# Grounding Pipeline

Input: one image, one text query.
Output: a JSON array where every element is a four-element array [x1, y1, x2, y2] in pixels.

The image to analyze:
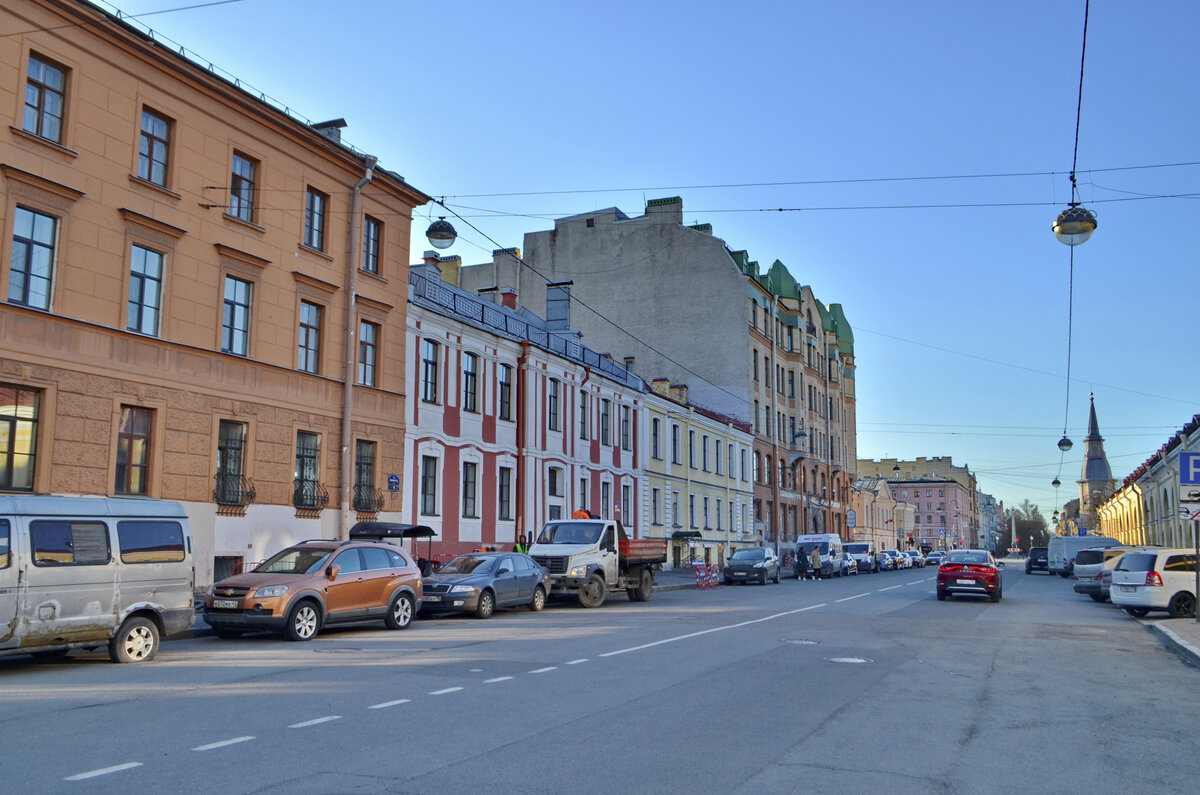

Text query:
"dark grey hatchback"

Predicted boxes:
[[723, 547, 781, 585], [421, 553, 551, 618]]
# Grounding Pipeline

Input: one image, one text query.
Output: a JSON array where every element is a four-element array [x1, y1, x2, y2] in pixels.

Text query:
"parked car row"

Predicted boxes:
[[1063, 543, 1199, 619]]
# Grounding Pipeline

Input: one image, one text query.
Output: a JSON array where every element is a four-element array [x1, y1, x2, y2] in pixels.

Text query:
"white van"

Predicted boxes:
[[795, 534, 845, 578], [0, 495, 194, 663], [1047, 535, 1120, 578]]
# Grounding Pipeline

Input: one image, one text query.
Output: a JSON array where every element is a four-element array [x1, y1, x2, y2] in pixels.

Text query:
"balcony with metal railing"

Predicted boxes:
[[353, 484, 384, 514], [213, 473, 256, 512], [293, 478, 329, 512]]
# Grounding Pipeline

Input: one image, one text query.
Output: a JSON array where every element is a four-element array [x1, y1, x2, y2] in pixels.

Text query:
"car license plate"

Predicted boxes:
[[213, 599, 239, 609], [1120, 586, 1136, 593], [424, 595, 441, 602], [956, 579, 975, 585], [732, 572, 746, 577]]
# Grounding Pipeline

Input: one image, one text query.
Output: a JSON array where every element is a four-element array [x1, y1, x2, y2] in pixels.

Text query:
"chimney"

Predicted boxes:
[[311, 118, 347, 144], [645, 196, 683, 225], [476, 286, 498, 304], [500, 287, 518, 310], [624, 356, 635, 372], [546, 281, 572, 331]]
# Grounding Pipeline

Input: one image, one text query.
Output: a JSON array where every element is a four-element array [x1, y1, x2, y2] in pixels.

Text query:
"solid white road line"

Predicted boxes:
[[566, 659, 588, 665], [193, 736, 255, 751], [368, 699, 411, 710], [65, 763, 142, 781], [430, 687, 464, 695], [528, 666, 557, 674], [905, 580, 924, 586], [288, 716, 341, 728], [877, 585, 903, 592], [835, 593, 870, 603], [484, 676, 513, 683], [598, 603, 827, 658]]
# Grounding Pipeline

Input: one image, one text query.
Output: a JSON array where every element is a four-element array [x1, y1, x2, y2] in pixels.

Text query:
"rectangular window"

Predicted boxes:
[[690, 430, 699, 468], [702, 435, 710, 471], [23, 55, 66, 143], [704, 496, 711, 529], [422, 339, 439, 403], [621, 406, 632, 451], [420, 456, 438, 515], [0, 385, 39, 491], [672, 491, 681, 528], [214, 420, 246, 504], [601, 481, 611, 520], [462, 462, 478, 518], [548, 467, 563, 497], [715, 440, 723, 475], [304, 187, 328, 250], [229, 152, 256, 222], [548, 379, 560, 430], [353, 440, 377, 512], [672, 425, 681, 464], [9, 206, 57, 310], [362, 216, 382, 273], [689, 494, 696, 528], [358, 321, 378, 386], [788, 371, 795, 398], [462, 352, 478, 412], [741, 449, 748, 481], [622, 484, 631, 525], [652, 488, 662, 525], [297, 300, 322, 374], [498, 364, 512, 420], [600, 399, 611, 445], [31, 521, 109, 566], [137, 109, 170, 186], [127, 244, 163, 335], [579, 477, 588, 510], [221, 275, 252, 356], [651, 418, 662, 460], [716, 498, 723, 530], [117, 520, 185, 563], [498, 466, 512, 520], [293, 430, 321, 509], [579, 391, 589, 440], [115, 405, 152, 495]]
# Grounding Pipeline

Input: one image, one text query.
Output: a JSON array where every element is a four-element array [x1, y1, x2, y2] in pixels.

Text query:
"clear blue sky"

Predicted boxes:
[[99, 0, 1198, 519]]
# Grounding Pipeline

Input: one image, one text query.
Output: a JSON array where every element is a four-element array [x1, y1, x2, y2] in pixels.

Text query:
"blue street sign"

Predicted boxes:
[[1180, 452, 1200, 485], [387, 473, 400, 492]]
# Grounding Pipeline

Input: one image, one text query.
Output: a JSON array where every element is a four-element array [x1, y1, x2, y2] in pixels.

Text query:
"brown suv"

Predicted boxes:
[[203, 536, 422, 641]]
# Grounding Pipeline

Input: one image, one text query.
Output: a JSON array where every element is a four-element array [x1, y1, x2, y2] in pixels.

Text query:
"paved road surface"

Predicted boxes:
[[2, 564, 1196, 793]]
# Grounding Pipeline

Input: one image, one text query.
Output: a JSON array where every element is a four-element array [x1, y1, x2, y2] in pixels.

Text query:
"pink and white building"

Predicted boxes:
[[404, 256, 643, 556]]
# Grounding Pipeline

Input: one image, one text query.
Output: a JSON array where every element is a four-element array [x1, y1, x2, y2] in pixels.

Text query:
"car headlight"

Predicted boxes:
[[254, 585, 288, 598], [568, 565, 590, 578], [754, 561, 765, 568], [448, 584, 476, 594]]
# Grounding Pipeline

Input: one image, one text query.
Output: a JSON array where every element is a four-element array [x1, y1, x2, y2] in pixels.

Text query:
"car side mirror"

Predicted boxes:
[[497, 567, 511, 576], [326, 564, 340, 580], [997, 562, 1005, 568]]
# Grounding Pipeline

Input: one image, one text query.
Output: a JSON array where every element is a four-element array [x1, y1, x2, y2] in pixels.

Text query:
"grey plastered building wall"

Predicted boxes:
[[457, 197, 753, 421]]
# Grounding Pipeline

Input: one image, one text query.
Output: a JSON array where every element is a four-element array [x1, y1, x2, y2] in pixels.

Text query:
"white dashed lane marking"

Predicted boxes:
[[368, 699, 411, 710], [65, 763, 142, 781], [430, 687, 464, 695], [288, 716, 341, 728], [877, 585, 903, 592], [484, 676, 513, 683], [193, 736, 254, 751], [528, 666, 557, 674], [566, 659, 588, 665], [835, 593, 870, 602], [599, 603, 827, 658]]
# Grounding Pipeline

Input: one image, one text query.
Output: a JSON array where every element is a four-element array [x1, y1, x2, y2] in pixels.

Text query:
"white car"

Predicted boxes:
[[1110, 548, 1198, 618]]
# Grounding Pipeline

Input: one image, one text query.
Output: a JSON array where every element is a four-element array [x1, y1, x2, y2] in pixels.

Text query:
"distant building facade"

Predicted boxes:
[[457, 196, 857, 551]]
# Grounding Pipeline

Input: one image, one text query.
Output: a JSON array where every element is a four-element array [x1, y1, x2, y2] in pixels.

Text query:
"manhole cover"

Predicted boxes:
[[313, 648, 361, 654], [826, 656, 872, 664], [783, 638, 819, 645]]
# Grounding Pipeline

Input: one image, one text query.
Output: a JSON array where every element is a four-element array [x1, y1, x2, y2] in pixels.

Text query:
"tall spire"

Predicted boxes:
[[1077, 393, 1115, 533]]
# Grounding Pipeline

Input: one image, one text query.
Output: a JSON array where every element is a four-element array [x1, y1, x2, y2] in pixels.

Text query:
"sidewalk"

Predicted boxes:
[[1143, 616, 1200, 668]]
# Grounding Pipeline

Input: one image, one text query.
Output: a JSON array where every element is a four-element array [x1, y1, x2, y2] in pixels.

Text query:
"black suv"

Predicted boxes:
[[1026, 546, 1049, 574]]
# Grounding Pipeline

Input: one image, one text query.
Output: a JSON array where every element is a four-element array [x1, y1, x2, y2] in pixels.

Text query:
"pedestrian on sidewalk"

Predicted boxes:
[[796, 549, 809, 581], [810, 546, 822, 581]]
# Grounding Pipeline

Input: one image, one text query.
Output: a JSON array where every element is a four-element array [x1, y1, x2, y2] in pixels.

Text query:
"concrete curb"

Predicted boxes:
[[1146, 622, 1200, 668]]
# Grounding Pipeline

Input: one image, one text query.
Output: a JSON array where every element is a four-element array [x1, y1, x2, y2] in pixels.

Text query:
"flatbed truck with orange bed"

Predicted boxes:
[[529, 519, 667, 607]]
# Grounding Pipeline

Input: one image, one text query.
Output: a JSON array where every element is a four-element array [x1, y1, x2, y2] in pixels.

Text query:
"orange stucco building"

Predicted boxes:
[[1, 0, 428, 586]]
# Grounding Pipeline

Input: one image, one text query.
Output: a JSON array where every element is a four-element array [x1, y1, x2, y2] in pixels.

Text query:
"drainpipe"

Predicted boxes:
[[340, 156, 377, 540], [516, 341, 529, 542]]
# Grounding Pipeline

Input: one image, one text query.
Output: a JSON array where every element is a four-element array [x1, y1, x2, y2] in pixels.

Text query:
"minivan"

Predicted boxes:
[[795, 534, 845, 578], [0, 495, 194, 663], [1047, 535, 1121, 577]]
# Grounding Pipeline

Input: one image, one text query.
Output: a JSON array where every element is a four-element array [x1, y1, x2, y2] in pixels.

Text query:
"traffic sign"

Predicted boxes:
[[1180, 452, 1200, 485]]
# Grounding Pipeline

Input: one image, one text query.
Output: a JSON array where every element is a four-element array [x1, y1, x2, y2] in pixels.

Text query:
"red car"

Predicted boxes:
[[937, 549, 1004, 602]]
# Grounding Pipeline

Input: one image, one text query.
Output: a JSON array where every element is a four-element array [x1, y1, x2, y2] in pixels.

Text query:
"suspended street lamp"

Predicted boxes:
[[1052, 204, 1098, 246], [1057, 435, 1073, 452], [425, 217, 457, 250]]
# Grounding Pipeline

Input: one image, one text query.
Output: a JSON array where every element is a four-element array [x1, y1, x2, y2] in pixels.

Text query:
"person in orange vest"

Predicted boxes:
[[572, 508, 591, 519]]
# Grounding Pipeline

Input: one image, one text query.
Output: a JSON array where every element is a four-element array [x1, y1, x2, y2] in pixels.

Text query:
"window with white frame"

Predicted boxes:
[[462, 462, 478, 518], [462, 352, 479, 413]]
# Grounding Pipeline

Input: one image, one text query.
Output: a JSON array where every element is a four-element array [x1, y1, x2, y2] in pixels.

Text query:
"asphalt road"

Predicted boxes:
[[2, 563, 1198, 794]]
